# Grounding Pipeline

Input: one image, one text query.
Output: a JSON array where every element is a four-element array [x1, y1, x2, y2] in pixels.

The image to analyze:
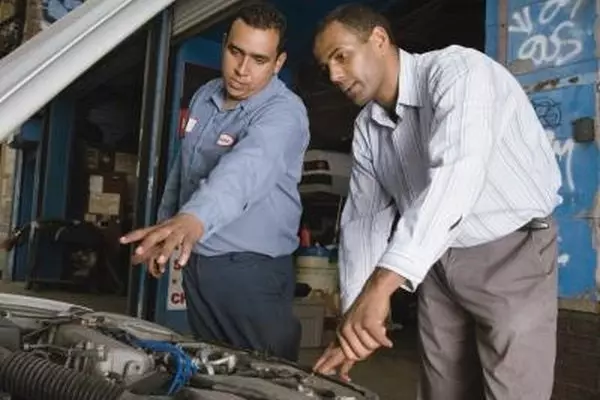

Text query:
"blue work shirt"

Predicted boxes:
[[157, 76, 310, 257]]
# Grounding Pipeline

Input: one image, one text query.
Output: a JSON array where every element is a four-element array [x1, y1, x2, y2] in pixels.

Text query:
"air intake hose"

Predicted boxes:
[[0, 347, 156, 400]]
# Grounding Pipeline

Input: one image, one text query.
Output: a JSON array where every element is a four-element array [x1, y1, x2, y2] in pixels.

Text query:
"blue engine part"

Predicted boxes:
[[134, 339, 199, 395]]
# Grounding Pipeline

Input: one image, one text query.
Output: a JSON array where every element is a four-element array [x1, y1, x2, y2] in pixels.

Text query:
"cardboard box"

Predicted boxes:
[[88, 192, 121, 216], [88, 172, 128, 196], [85, 145, 138, 174], [86, 172, 128, 218], [114, 152, 138, 176]]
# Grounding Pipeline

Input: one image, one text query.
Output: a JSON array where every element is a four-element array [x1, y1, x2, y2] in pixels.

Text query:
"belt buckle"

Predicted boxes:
[[527, 217, 549, 231]]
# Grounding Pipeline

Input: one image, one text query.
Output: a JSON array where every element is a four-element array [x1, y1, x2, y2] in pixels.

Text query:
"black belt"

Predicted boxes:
[[518, 217, 550, 232]]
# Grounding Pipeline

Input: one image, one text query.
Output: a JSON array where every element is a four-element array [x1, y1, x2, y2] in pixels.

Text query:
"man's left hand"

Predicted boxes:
[[120, 213, 204, 267], [336, 267, 405, 361]]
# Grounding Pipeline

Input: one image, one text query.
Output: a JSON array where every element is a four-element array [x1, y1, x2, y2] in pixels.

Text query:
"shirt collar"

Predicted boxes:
[[210, 76, 281, 112], [370, 48, 422, 127]]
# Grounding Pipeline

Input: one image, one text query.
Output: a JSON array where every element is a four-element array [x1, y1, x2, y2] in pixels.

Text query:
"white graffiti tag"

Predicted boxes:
[[546, 129, 575, 191], [509, 0, 585, 67]]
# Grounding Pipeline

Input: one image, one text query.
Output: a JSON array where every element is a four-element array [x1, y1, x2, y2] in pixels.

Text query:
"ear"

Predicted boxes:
[[222, 33, 228, 50], [370, 26, 389, 50], [274, 51, 288, 74]]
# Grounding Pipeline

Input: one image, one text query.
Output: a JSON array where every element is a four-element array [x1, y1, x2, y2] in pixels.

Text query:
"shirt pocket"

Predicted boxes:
[[196, 131, 241, 172]]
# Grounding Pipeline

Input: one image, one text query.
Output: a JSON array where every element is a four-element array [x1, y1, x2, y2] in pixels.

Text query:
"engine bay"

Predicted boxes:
[[0, 294, 379, 400]]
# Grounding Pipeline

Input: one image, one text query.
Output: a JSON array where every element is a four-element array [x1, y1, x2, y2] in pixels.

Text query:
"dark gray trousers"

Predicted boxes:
[[417, 219, 558, 400], [182, 252, 302, 362]]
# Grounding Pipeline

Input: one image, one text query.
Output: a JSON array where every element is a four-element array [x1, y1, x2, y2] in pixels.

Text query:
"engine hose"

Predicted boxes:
[[0, 347, 152, 400]]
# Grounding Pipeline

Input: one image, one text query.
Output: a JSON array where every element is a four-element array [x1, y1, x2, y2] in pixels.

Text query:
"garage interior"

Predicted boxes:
[[0, 0, 486, 398]]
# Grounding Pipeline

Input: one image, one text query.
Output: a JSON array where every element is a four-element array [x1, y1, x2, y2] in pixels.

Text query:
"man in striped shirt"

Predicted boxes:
[[312, 4, 562, 399]]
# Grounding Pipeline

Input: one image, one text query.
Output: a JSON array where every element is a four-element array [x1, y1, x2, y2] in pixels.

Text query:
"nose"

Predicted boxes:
[[328, 64, 344, 85], [235, 56, 250, 77]]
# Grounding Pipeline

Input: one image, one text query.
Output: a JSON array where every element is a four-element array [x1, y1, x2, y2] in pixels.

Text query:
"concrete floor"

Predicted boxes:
[[0, 281, 419, 399]]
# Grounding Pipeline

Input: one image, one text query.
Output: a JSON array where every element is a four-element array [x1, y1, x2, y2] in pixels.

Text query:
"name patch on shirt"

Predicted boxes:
[[216, 133, 235, 147], [185, 118, 198, 133]]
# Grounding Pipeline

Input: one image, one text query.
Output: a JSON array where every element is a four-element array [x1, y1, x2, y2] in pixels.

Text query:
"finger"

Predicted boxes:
[[340, 360, 355, 382], [313, 343, 336, 372], [156, 231, 185, 265], [354, 326, 382, 355], [146, 247, 166, 278], [338, 331, 361, 361], [314, 349, 347, 376], [176, 237, 195, 267], [366, 321, 393, 348], [340, 319, 380, 359], [135, 226, 174, 256], [148, 258, 164, 278], [120, 226, 154, 244], [340, 321, 372, 360], [131, 244, 162, 265]]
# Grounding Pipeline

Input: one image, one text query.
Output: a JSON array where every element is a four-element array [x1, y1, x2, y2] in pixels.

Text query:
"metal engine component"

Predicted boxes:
[[52, 323, 155, 383], [81, 312, 185, 342]]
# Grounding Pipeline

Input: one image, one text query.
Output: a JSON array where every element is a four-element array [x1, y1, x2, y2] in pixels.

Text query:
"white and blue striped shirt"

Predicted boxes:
[[339, 45, 562, 311]]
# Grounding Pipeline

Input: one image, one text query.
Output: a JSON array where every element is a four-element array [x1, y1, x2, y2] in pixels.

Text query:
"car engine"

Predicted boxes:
[[0, 294, 379, 400]]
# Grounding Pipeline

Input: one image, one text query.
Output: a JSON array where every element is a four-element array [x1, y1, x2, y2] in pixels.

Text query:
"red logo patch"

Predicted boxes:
[[216, 133, 235, 147]]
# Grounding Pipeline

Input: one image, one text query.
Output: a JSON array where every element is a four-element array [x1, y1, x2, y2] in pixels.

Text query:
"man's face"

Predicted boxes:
[[222, 18, 286, 101], [314, 21, 386, 106]]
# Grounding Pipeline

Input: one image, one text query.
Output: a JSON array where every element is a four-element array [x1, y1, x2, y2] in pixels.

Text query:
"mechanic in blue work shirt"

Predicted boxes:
[[120, 3, 310, 362]]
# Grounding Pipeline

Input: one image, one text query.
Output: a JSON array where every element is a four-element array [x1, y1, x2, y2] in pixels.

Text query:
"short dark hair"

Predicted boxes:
[[228, 2, 287, 54], [315, 3, 395, 45]]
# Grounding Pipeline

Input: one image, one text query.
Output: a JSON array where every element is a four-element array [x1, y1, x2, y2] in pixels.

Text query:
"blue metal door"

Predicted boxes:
[[487, 0, 599, 301]]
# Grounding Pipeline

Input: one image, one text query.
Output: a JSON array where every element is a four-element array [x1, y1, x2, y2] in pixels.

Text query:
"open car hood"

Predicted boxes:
[[0, 293, 380, 400]]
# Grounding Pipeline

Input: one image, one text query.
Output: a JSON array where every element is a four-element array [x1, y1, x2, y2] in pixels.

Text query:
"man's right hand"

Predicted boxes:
[[138, 245, 166, 278], [313, 342, 356, 382], [120, 213, 204, 268], [147, 256, 165, 278]]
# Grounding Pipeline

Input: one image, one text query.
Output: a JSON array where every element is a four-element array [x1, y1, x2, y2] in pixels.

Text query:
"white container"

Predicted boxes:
[[296, 246, 338, 294], [300, 150, 351, 196], [293, 298, 326, 348]]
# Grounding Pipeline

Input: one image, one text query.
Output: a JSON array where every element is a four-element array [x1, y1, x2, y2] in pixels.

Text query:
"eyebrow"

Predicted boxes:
[[327, 47, 341, 61], [317, 46, 340, 69], [228, 43, 271, 62]]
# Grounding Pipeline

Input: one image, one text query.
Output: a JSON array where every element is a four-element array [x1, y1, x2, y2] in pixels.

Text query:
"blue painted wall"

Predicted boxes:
[[486, 0, 599, 301]]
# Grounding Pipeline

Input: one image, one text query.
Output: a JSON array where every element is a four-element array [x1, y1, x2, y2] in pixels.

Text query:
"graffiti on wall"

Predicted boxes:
[[531, 97, 576, 192], [508, 0, 587, 68], [42, 0, 84, 26], [504, 0, 598, 298], [546, 129, 575, 192], [531, 96, 572, 270]]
